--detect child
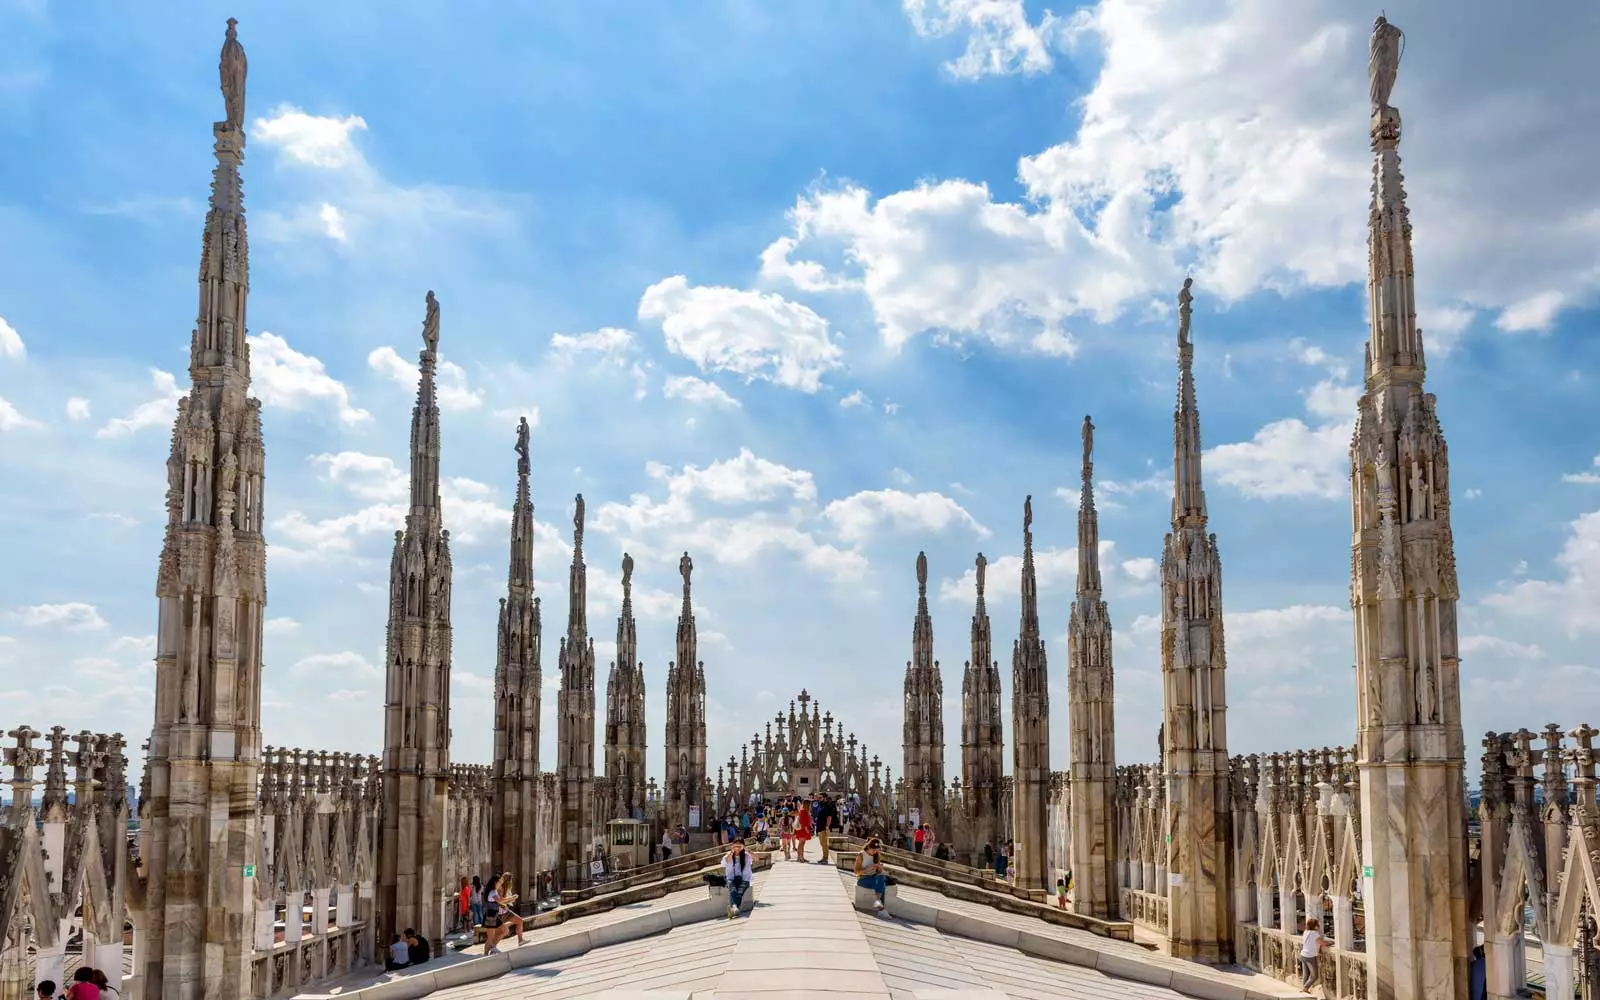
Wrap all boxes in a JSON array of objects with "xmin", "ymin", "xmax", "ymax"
[{"xmin": 1056, "ymin": 877, "xmax": 1068, "ymax": 909}]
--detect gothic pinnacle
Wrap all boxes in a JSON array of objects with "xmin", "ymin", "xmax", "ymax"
[{"xmin": 1078, "ymin": 417, "xmax": 1102, "ymax": 598}]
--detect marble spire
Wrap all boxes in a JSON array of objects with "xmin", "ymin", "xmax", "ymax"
[
  {"xmin": 378, "ymin": 291, "xmax": 455, "ymax": 949},
  {"xmin": 492, "ymin": 416, "xmax": 541, "ymax": 897},
  {"xmin": 1068, "ymin": 417, "xmax": 1117, "ymax": 917},
  {"xmin": 1010, "ymin": 497, "xmax": 1050, "ymax": 890},
  {"xmin": 664, "ymin": 552, "xmax": 708, "ymax": 830},
  {"xmin": 555, "ymin": 494, "xmax": 597, "ymax": 884},
  {"xmin": 961, "ymin": 553, "xmax": 1005, "ymax": 859},
  {"xmin": 143, "ymin": 20, "xmax": 266, "ymax": 997},
  {"xmin": 604, "ymin": 553, "xmax": 647, "ymax": 820},
  {"xmin": 903, "ymin": 552, "xmax": 946, "ymax": 829},
  {"xmin": 1351, "ymin": 16, "xmax": 1470, "ymax": 999},
  {"xmin": 1159, "ymin": 280, "xmax": 1233, "ymax": 961}
]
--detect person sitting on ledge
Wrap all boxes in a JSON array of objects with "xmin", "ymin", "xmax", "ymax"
[
  {"xmin": 405, "ymin": 928, "xmax": 431, "ymax": 966},
  {"xmin": 723, "ymin": 838, "xmax": 754, "ymax": 918},
  {"xmin": 855, "ymin": 837, "xmax": 889, "ymax": 913},
  {"xmin": 385, "ymin": 933, "xmax": 409, "ymax": 971}
]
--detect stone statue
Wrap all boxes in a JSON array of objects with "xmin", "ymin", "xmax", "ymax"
[
  {"xmin": 1409, "ymin": 460, "xmax": 1429, "ymax": 521},
  {"xmin": 573, "ymin": 494, "xmax": 585, "ymax": 549},
  {"xmin": 975, "ymin": 553, "xmax": 987, "ymax": 597},
  {"xmin": 422, "ymin": 290, "xmax": 440, "ymax": 355},
  {"xmin": 679, "ymin": 551, "xmax": 693, "ymax": 592},
  {"xmin": 1369, "ymin": 15, "xmax": 1404, "ymax": 113},
  {"xmin": 1082, "ymin": 415, "xmax": 1094, "ymax": 464},
  {"xmin": 1375, "ymin": 441, "xmax": 1394, "ymax": 500},
  {"xmin": 916, "ymin": 551, "xmax": 928, "ymax": 592},
  {"xmin": 1023, "ymin": 494, "xmax": 1033, "ymax": 533},
  {"xmin": 622, "ymin": 552, "xmax": 634, "ymax": 593},
  {"xmin": 219, "ymin": 18, "xmax": 247, "ymax": 129},
  {"xmin": 515, "ymin": 417, "xmax": 530, "ymax": 477},
  {"xmin": 1177, "ymin": 277, "xmax": 1194, "ymax": 349}
]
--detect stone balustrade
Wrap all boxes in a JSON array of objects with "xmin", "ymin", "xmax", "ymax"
[{"xmin": 0, "ymin": 725, "xmax": 130, "ymax": 1000}]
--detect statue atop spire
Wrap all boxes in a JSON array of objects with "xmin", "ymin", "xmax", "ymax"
[
  {"xmin": 1177, "ymin": 277, "xmax": 1194, "ymax": 352},
  {"xmin": 422, "ymin": 290, "xmax": 440, "ymax": 356},
  {"xmin": 679, "ymin": 551, "xmax": 693, "ymax": 598},
  {"xmin": 220, "ymin": 18, "xmax": 247, "ymax": 129},
  {"xmin": 1369, "ymin": 15, "xmax": 1404, "ymax": 112},
  {"xmin": 515, "ymin": 416, "xmax": 530, "ymax": 478},
  {"xmin": 974, "ymin": 552, "xmax": 987, "ymax": 601},
  {"xmin": 916, "ymin": 550, "xmax": 928, "ymax": 594},
  {"xmin": 573, "ymin": 493, "xmax": 585, "ymax": 554},
  {"xmin": 1077, "ymin": 419, "xmax": 1102, "ymax": 598},
  {"xmin": 622, "ymin": 552, "xmax": 634, "ymax": 599}
]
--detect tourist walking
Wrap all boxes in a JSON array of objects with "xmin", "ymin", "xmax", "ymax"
[
  {"xmin": 484, "ymin": 872, "xmax": 526, "ymax": 950},
  {"xmin": 794, "ymin": 796, "xmax": 814, "ymax": 861},
  {"xmin": 779, "ymin": 808, "xmax": 795, "ymax": 860},
  {"xmin": 994, "ymin": 840, "xmax": 1011, "ymax": 881},
  {"xmin": 816, "ymin": 793, "xmax": 838, "ymax": 864},
  {"xmin": 456, "ymin": 877, "xmax": 471, "ymax": 933},
  {"xmin": 854, "ymin": 837, "xmax": 889, "ymax": 914},
  {"xmin": 660, "ymin": 826, "xmax": 675, "ymax": 861},
  {"xmin": 1300, "ymin": 917, "xmax": 1328, "ymax": 992},
  {"xmin": 722, "ymin": 838, "xmax": 754, "ymax": 918}
]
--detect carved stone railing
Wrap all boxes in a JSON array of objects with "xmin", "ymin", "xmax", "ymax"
[
  {"xmin": 246, "ymin": 747, "xmax": 380, "ymax": 998},
  {"xmin": 0, "ymin": 726, "xmax": 130, "ymax": 1000}
]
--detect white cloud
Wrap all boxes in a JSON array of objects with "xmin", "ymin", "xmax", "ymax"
[
  {"xmin": 939, "ymin": 540, "xmax": 1123, "ymax": 604},
  {"xmin": 594, "ymin": 450, "xmax": 865, "ymax": 582},
  {"xmin": 1120, "ymin": 556, "xmax": 1157, "ymax": 582},
  {"xmin": 96, "ymin": 368, "xmax": 183, "ymax": 438},
  {"xmin": 14, "ymin": 602, "xmax": 108, "ymax": 630},
  {"xmin": 367, "ymin": 345, "xmax": 484, "ymax": 412},
  {"xmin": 0, "ymin": 397, "xmax": 41, "ymax": 431},
  {"xmin": 291, "ymin": 651, "xmax": 380, "ymax": 681},
  {"xmin": 902, "ymin": 0, "xmax": 1061, "ymax": 81},
  {"xmin": 768, "ymin": 3, "xmax": 1600, "ymax": 356},
  {"xmin": 823, "ymin": 489, "xmax": 989, "ymax": 543},
  {"xmin": 263, "ymin": 617, "xmax": 301, "ymax": 636},
  {"xmin": 109, "ymin": 634, "xmax": 155, "ymax": 653},
  {"xmin": 1207, "ymin": 346, "xmax": 1357, "ymax": 501},
  {"xmin": 840, "ymin": 390, "xmax": 871, "ymax": 409},
  {"xmin": 1494, "ymin": 290, "xmax": 1565, "ymax": 333},
  {"xmin": 318, "ymin": 202, "xmax": 349, "ymax": 242},
  {"xmin": 1484, "ymin": 510, "xmax": 1600, "ymax": 637},
  {"xmin": 663, "ymin": 374, "xmax": 740, "ymax": 408},
  {"xmin": 1561, "ymin": 455, "xmax": 1600, "ymax": 486},
  {"xmin": 251, "ymin": 106, "xmax": 369, "ymax": 169},
  {"xmin": 249, "ymin": 331, "xmax": 371, "ymax": 424},
  {"xmin": 0, "ymin": 315, "xmax": 23, "ymax": 358},
  {"xmin": 638, "ymin": 275, "xmax": 843, "ymax": 393},
  {"xmin": 65, "ymin": 396, "xmax": 91, "ymax": 421},
  {"xmin": 548, "ymin": 327, "xmax": 636, "ymax": 365}
]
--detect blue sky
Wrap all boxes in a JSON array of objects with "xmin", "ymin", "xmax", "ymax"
[{"xmin": 2, "ymin": 0, "xmax": 1597, "ymax": 786}]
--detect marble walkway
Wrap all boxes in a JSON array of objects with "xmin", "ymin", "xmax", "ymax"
[{"xmin": 412, "ymin": 844, "xmax": 1305, "ymax": 999}]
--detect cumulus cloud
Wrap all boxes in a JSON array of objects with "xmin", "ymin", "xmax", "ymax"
[
  {"xmin": 1484, "ymin": 510, "xmax": 1600, "ymax": 637},
  {"xmin": 766, "ymin": 2, "xmax": 1600, "ymax": 355},
  {"xmin": 0, "ymin": 315, "xmax": 23, "ymax": 358},
  {"xmin": 939, "ymin": 540, "xmax": 1124, "ymax": 604},
  {"xmin": 1561, "ymin": 455, "xmax": 1600, "ymax": 486},
  {"xmin": 251, "ymin": 107, "xmax": 369, "ymax": 168},
  {"xmin": 638, "ymin": 276, "xmax": 843, "ymax": 393},
  {"xmin": 823, "ymin": 489, "xmax": 989, "ymax": 543},
  {"xmin": 839, "ymin": 390, "xmax": 871, "ymax": 409},
  {"xmin": 248, "ymin": 331, "xmax": 371, "ymax": 424},
  {"xmin": 14, "ymin": 602, "xmax": 108, "ymax": 630},
  {"xmin": 65, "ymin": 397, "xmax": 91, "ymax": 421},
  {"xmin": 96, "ymin": 368, "xmax": 184, "ymax": 438},
  {"xmin": 594, "ymin": 450, "xmax": 866, "ymax": 582},
  {"xmin": 1206, "ymin": 343, "xmax": 1357, "ymax": 501},
  {"xmin": 902, "ymin": 0, "xmax": 1062, "ymax": 81},
  {"xmin": 367, "ymin": 345, "xmax": 484, "ymax": 412},
  {"xmin": 548, "ymin": 327, "xmax": 636, "ymax": 365},
  {"xmin": 0, "ymin": 397, "xmax": 41, "ymax": 431},
  {"xmin": 663, "ymin": 374, "xmax": 740, "ymax": 408}
]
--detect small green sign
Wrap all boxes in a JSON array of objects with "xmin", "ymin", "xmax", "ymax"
[
  {"xmin": 243, "ymin": 864, "xmax": 257, "ymax": 878},
  {"xmin": 1362, "ymin": 865, "xmax": 1373, "ymax": 879},
  {"xmin": 1165, "ymin": 835, "xmax": 1173, "ymax": 844}
]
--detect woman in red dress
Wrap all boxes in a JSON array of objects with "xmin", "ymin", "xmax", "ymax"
[{"xmin": 793, "ymin": 802, "xmax": 814, "ymax": 862}]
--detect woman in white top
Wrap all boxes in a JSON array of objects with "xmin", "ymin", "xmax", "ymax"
[
  {"xmin": 1300, "ymin": 917, "xmax": 1328, "ymax": 991},
  {"xmin": 722, "ymin": 838, "xmax": 754, "ymax": 918}
]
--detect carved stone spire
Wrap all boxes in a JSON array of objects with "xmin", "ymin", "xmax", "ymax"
[
  {"xmin": 1011, "ymin": 497, "xmax": 1050, "ymax": 890},
  {"xmin": 1068, "ymin": 418, "xmax": 1117, "ymax": 917},
  {"xmin": 143, "ymin": 21, "xmax": 267, "ymax": 997},
  {"xmin": 379, "ymin": 290, "xmax": 454, "ymax": 949},
  {"xmin": 962, "ymin": 552, "xmax": 1004, "ymax": 858},
  {"xmin": 492, "ymin": 416, "xmax": 540, "ymax": 894},
  {"xmin": 903, "ymin": 551, "xmax": 945, "ymax": 829},
  {"xmin": 1351, "ymin": 19, "xmax": 1470, "ymax": 999},
  {"xmin": 556, "ymin": 494, "xmax": 596, "ymax": 884},
  {"xmin": 604, "ymin": 553, "xmax": 646, "ymax": 821},
  {"xmin": 1159, "ymin": 280, "xmax": 1232, "ymax": 961},
  {"xmin": 665, "ymin": 551, "xmax": 708, "ymax": 831}
]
